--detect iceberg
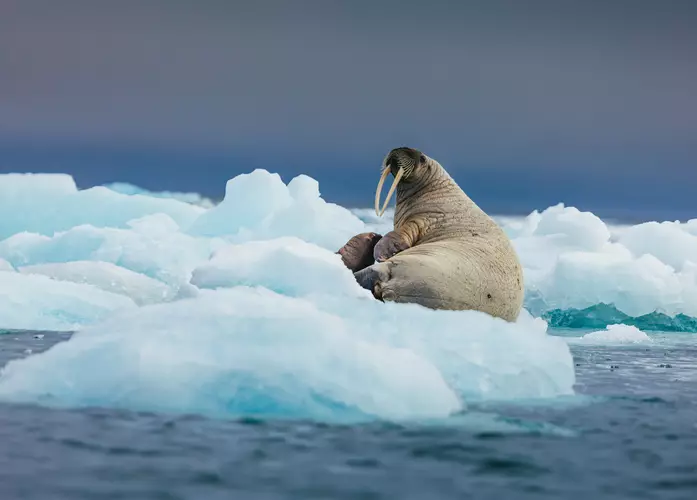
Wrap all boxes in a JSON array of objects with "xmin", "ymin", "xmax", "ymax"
[
  {"xmin": 0, "ymin": 167, "xmax": 694, "ymax": 421},
  {"xmin": 0, "ymin": 285, "xmax": 574, "ymax": 421}
]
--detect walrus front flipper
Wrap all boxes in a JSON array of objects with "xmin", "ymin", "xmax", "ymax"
[
  {"xmin": 337, "ymin": 232, "xmax": 383, "ymax": 272},
  {"xmin": 373, "ymin": 230, "xmax": 410, "ymax": 262}
]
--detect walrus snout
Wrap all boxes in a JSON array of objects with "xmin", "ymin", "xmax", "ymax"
[{"xmin": 375, "ymin": 147, "xmax": 427, "ymax": 217}]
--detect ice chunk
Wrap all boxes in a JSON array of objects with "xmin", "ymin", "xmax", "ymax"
[
  {"xmin": 531, "ymin": 204, "xmax": 611, "ymax": 250},
  {"xmin": 0, "ymin": 214, "xmax": 221, "ymax": 287},
  {"xmin": 19, "ymin": 261, "xmax": 174, "ymax": 306},
  {"xmin": 187, "ymin": 169, "xmax": 294, "ymax": 237},
  {"xmin": 0, "ymin": 271, "xmax": 136, "ymax": 331},
  {"xmin": 617, "ymin": 220, "xmax": 697, "ymax": 272},
  {"xmin": 574, "ymin": 324, "xmax": 652, "ymax": 344},
  {"xmin": 0, "ymin": 173, "xmax": 77, "ymax": 240},
  {"xmin": 0, "ymin": 173, "xmax": 77, "ymax": 196},
  {"xmin": 188, "ymin": 169, "xmax": 364, "ymax": 249},
  {"xmin": 0, "ymin": 258, "xmax": 13, "ymax": 272},
  {"xmin": 259, "ymin": 175, "xmax": 366, "ymax": 250},
  {"xmin": 0, "ymin": 173, "xmax": 204, "ymax": 240},
  {"xmin": 512, "ymin": 204, "xmax": 697, "ymax": 319},
  {"xmin": 190, "ymin": 237, "xmax": 370, "ymax": 299},
  {"xmin": 527, "ymin": 250, "xmax": 688, "ymax": 318},
  {"xmin": 511, "ymin": 204, "xmax": 613, "ymax": 283},
  {"xmin": 64, "ymin": 186, "xmax": 205, "ymax": 232},
  {"xmin": 684, "ymin": 219, "xmax": 697, "ymax": 237},
  {"xmin": 0, "ymin": 287, "xmax": 574, "ymax": 421}
]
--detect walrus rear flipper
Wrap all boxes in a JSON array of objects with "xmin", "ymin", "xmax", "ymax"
[{"xmin": 354, "ymin": 262, "xmax": 391, "ymax": 301}]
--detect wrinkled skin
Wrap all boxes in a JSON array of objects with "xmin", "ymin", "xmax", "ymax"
[
  {"xmin": 336, "ymin": 232, "xmax": 382, "ymax": 272},
  {"xmin": 373, "ymin": 231, "xmax": 409, "ymax": 263},
  {"xmin": 336, "ymin": 146, "xmax": 525, "ymax": 322}
]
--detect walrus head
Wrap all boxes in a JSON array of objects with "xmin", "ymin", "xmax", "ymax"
[{"xmin": 374, "ymin": 146, "xmax": 429, "ymax": 216}]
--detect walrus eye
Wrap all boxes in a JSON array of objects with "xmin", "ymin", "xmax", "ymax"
[{"xmin": 419, "ymin": 154, "xmax": 426, "ymax": 164}]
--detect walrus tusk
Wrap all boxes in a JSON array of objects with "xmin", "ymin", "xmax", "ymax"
[{"xmin": 374, "ymin": 166, "xmax": 404, "ymax": 216}]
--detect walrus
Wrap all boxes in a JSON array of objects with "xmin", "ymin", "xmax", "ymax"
[{"xmin": 336, "ymin": 147, "xmax": 524, "ymax": 322}]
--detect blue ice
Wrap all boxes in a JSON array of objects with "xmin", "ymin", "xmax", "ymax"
[{"xmin": 0, "ymin": 169, "xmax": 695, "ymax": 421}]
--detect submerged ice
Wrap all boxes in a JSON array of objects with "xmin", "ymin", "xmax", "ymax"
[{"xmin": 0, "ymin": 169, "xmax": 695, "ymax": 421}]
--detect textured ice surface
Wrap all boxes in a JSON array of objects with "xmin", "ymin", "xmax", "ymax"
[
  {"xmin": 188, "ymin": 170, "xmax": 364, "ymax": 250},
  {"xmin": 0, "ymin": 270, "xmax": 136, "ymax": 331},
  {"xmin": 513, "ymin": 204, "xmax": 697, "ymax": 319},
  {"xmin": 0, "ymin": 286, "xmax": 574, "ymax": 421},
  {"xmin": 191, "ymin": 237, "xmax": 371, "ymax": 299},
  {"xmin": 0, "ymin": 169, "xmax": 695, "ymax": 420},
  {"xmin": 0, "ymin": 214, "xmax": 221, "ymax": 288},
  {"xmin": 18, "ymin": 261, "xmax": 174, "ymax": 306},
  {"xmin": 0, "ymin": 173, "xmax": 203, "ymax": 241}
]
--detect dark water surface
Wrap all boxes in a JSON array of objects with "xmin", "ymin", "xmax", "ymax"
[{"xmin": 1, "ymin": 329, "xmax": 696, "ymax": 500}]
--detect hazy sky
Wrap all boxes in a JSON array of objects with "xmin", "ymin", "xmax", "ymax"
[{"xmin": 1, "ymin": 0, "xmax": 696, "ymax": 220}]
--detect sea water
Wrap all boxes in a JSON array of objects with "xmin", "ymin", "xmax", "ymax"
[{"xmin": 0, "ymin": 171, "xmax": 695, "ymax": 499}]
